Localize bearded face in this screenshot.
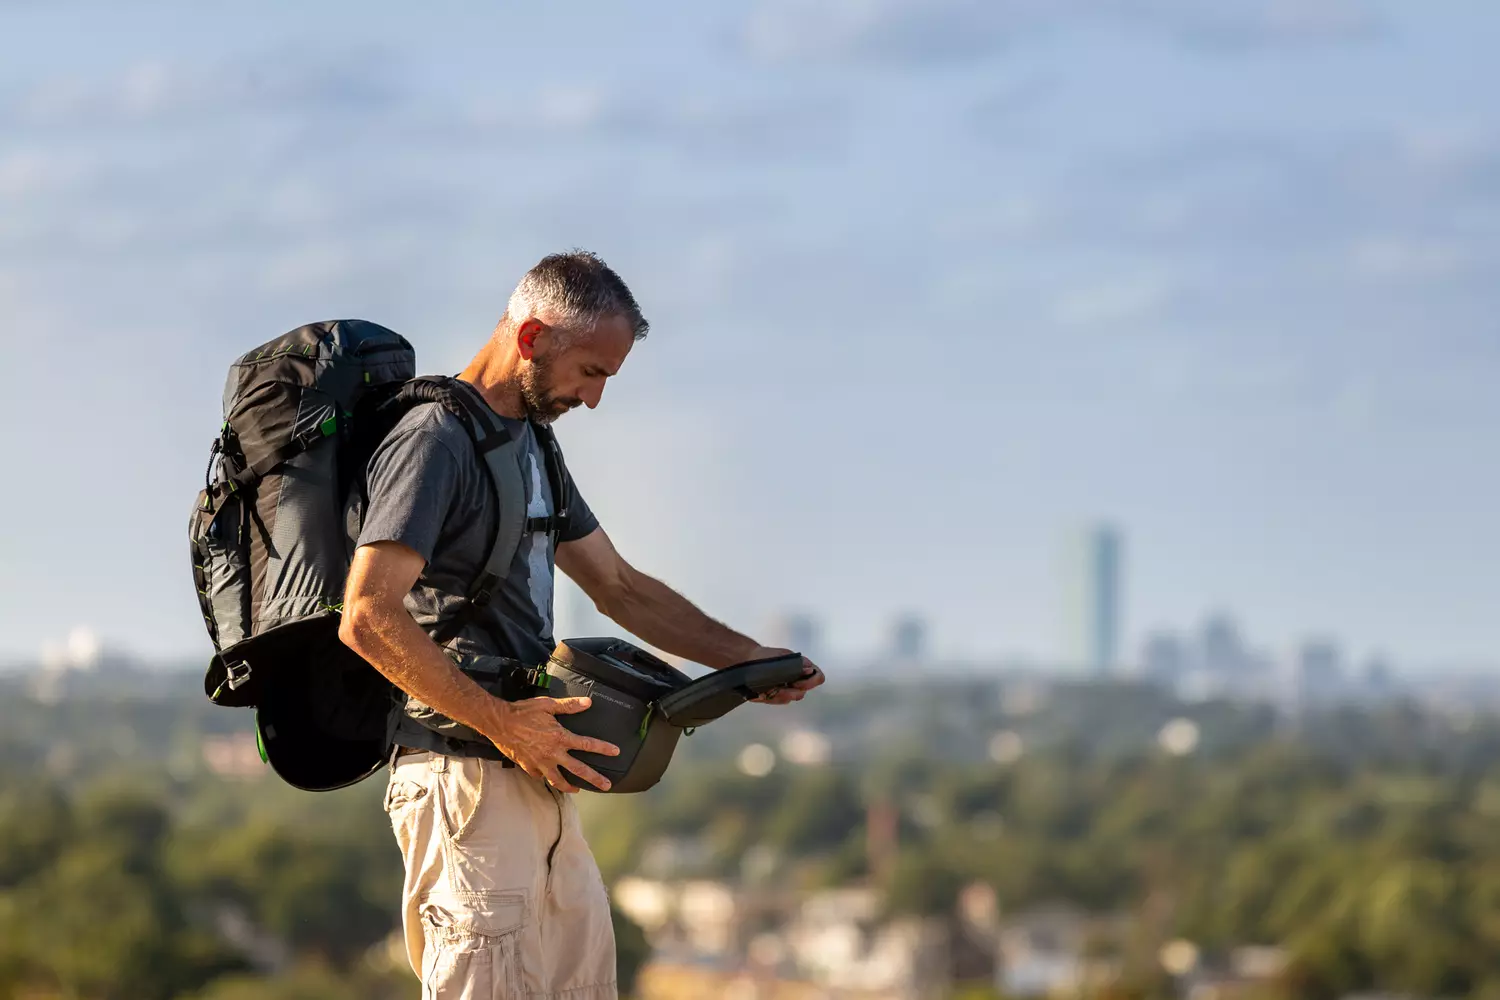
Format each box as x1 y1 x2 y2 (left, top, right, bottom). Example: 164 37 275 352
519 347 584 425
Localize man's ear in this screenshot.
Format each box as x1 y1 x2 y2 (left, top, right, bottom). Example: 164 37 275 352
515 317 547 360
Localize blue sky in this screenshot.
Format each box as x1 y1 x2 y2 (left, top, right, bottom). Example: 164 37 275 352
1 0 1496 671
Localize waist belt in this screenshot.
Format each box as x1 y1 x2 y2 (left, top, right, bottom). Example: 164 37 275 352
392 653 551 764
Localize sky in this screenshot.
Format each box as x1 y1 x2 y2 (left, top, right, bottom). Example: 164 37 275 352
0 0 1497 672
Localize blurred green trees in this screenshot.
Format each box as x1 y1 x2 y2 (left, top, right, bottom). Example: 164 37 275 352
7 683 1500 998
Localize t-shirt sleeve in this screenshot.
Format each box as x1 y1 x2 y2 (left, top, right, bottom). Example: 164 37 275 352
356 422 464 564
559 465 600 543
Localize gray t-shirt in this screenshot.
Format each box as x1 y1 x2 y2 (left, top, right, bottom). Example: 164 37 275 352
355 400 599 666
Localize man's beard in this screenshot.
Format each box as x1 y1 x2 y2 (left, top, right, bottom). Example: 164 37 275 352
519 352 582 425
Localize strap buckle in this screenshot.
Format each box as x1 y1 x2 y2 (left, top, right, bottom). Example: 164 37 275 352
224 659 252 691
521 663 552 690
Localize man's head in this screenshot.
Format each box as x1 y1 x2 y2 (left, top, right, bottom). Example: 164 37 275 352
500 250 648 425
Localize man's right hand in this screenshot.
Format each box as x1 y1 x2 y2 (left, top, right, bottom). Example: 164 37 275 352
340 544 621 793
487 696 621 793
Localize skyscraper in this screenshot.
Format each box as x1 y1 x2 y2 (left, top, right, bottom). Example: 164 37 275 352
891 613 928 662
768 611 822 662
1294 637 1345 707
1140 631 1187 684
1062 523 1123 674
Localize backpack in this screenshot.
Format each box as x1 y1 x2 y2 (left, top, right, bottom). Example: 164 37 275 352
189 319 569 791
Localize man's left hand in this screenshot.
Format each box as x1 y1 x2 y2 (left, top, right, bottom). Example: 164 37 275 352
741 646 825 705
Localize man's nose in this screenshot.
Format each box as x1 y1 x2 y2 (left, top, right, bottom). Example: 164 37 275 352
582 382 605 409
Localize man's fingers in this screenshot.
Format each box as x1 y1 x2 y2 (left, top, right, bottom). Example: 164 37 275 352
559 758 613 793
540 696 594 715
542 765 580 793
567 734 621 757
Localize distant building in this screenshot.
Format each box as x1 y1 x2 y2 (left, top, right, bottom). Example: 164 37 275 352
1062 524 1123 674
1294 638 1345 707
1179 613 1285 702
996 905 1115 998
891 614 928 662
1140 631 1187 685
767 612 821 662
1356 655 1399 703
1198 613 1247 675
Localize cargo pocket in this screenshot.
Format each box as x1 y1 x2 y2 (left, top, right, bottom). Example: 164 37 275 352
419 891 528 999
385 776 430 815
432 756 485 842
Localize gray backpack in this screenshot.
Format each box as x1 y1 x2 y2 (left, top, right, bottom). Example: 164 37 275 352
190 319 567 790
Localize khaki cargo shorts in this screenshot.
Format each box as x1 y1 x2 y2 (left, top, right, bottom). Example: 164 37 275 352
384 751 618 999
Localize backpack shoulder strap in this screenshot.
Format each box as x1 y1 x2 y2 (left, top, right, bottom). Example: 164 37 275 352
410 377 530 648
527 421 572 546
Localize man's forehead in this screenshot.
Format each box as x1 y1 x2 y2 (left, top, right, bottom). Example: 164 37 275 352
568 317 635 362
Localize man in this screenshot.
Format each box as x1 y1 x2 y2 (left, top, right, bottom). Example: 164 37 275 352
338 250 825 999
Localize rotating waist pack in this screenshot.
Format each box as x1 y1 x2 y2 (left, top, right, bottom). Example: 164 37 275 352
543 638 809 793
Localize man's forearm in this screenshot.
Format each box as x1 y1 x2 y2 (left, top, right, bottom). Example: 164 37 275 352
339 602 509 739
600 569 760 670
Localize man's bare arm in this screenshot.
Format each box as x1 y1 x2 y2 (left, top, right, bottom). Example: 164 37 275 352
339 540 619 792
556 528 757 667
556 527 825 701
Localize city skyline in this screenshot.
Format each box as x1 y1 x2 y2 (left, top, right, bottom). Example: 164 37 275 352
7 514 1489 676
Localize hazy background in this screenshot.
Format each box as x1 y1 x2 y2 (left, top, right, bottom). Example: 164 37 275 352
2 1 1497 673
5 6 1500 1000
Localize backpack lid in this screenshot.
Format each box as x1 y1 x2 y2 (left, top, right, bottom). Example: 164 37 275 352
655 652 808 728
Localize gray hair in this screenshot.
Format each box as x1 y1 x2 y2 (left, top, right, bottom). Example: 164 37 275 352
505 250 649 342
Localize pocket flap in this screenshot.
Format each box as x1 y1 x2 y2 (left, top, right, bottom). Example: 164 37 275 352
420 890 527 940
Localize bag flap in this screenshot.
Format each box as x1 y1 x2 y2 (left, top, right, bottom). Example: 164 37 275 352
655 653 807 728
549 637 691 703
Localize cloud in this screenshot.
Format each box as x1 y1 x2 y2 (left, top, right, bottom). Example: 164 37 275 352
1016 126 1500 280
739 0 1380 66
1125 0 1380 51
969 72 1060 137
740 0 1043 66
9 50 404 126
468 85 851 164
0 148 85 198
1052 273 1176 329
1347 237 1472 283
